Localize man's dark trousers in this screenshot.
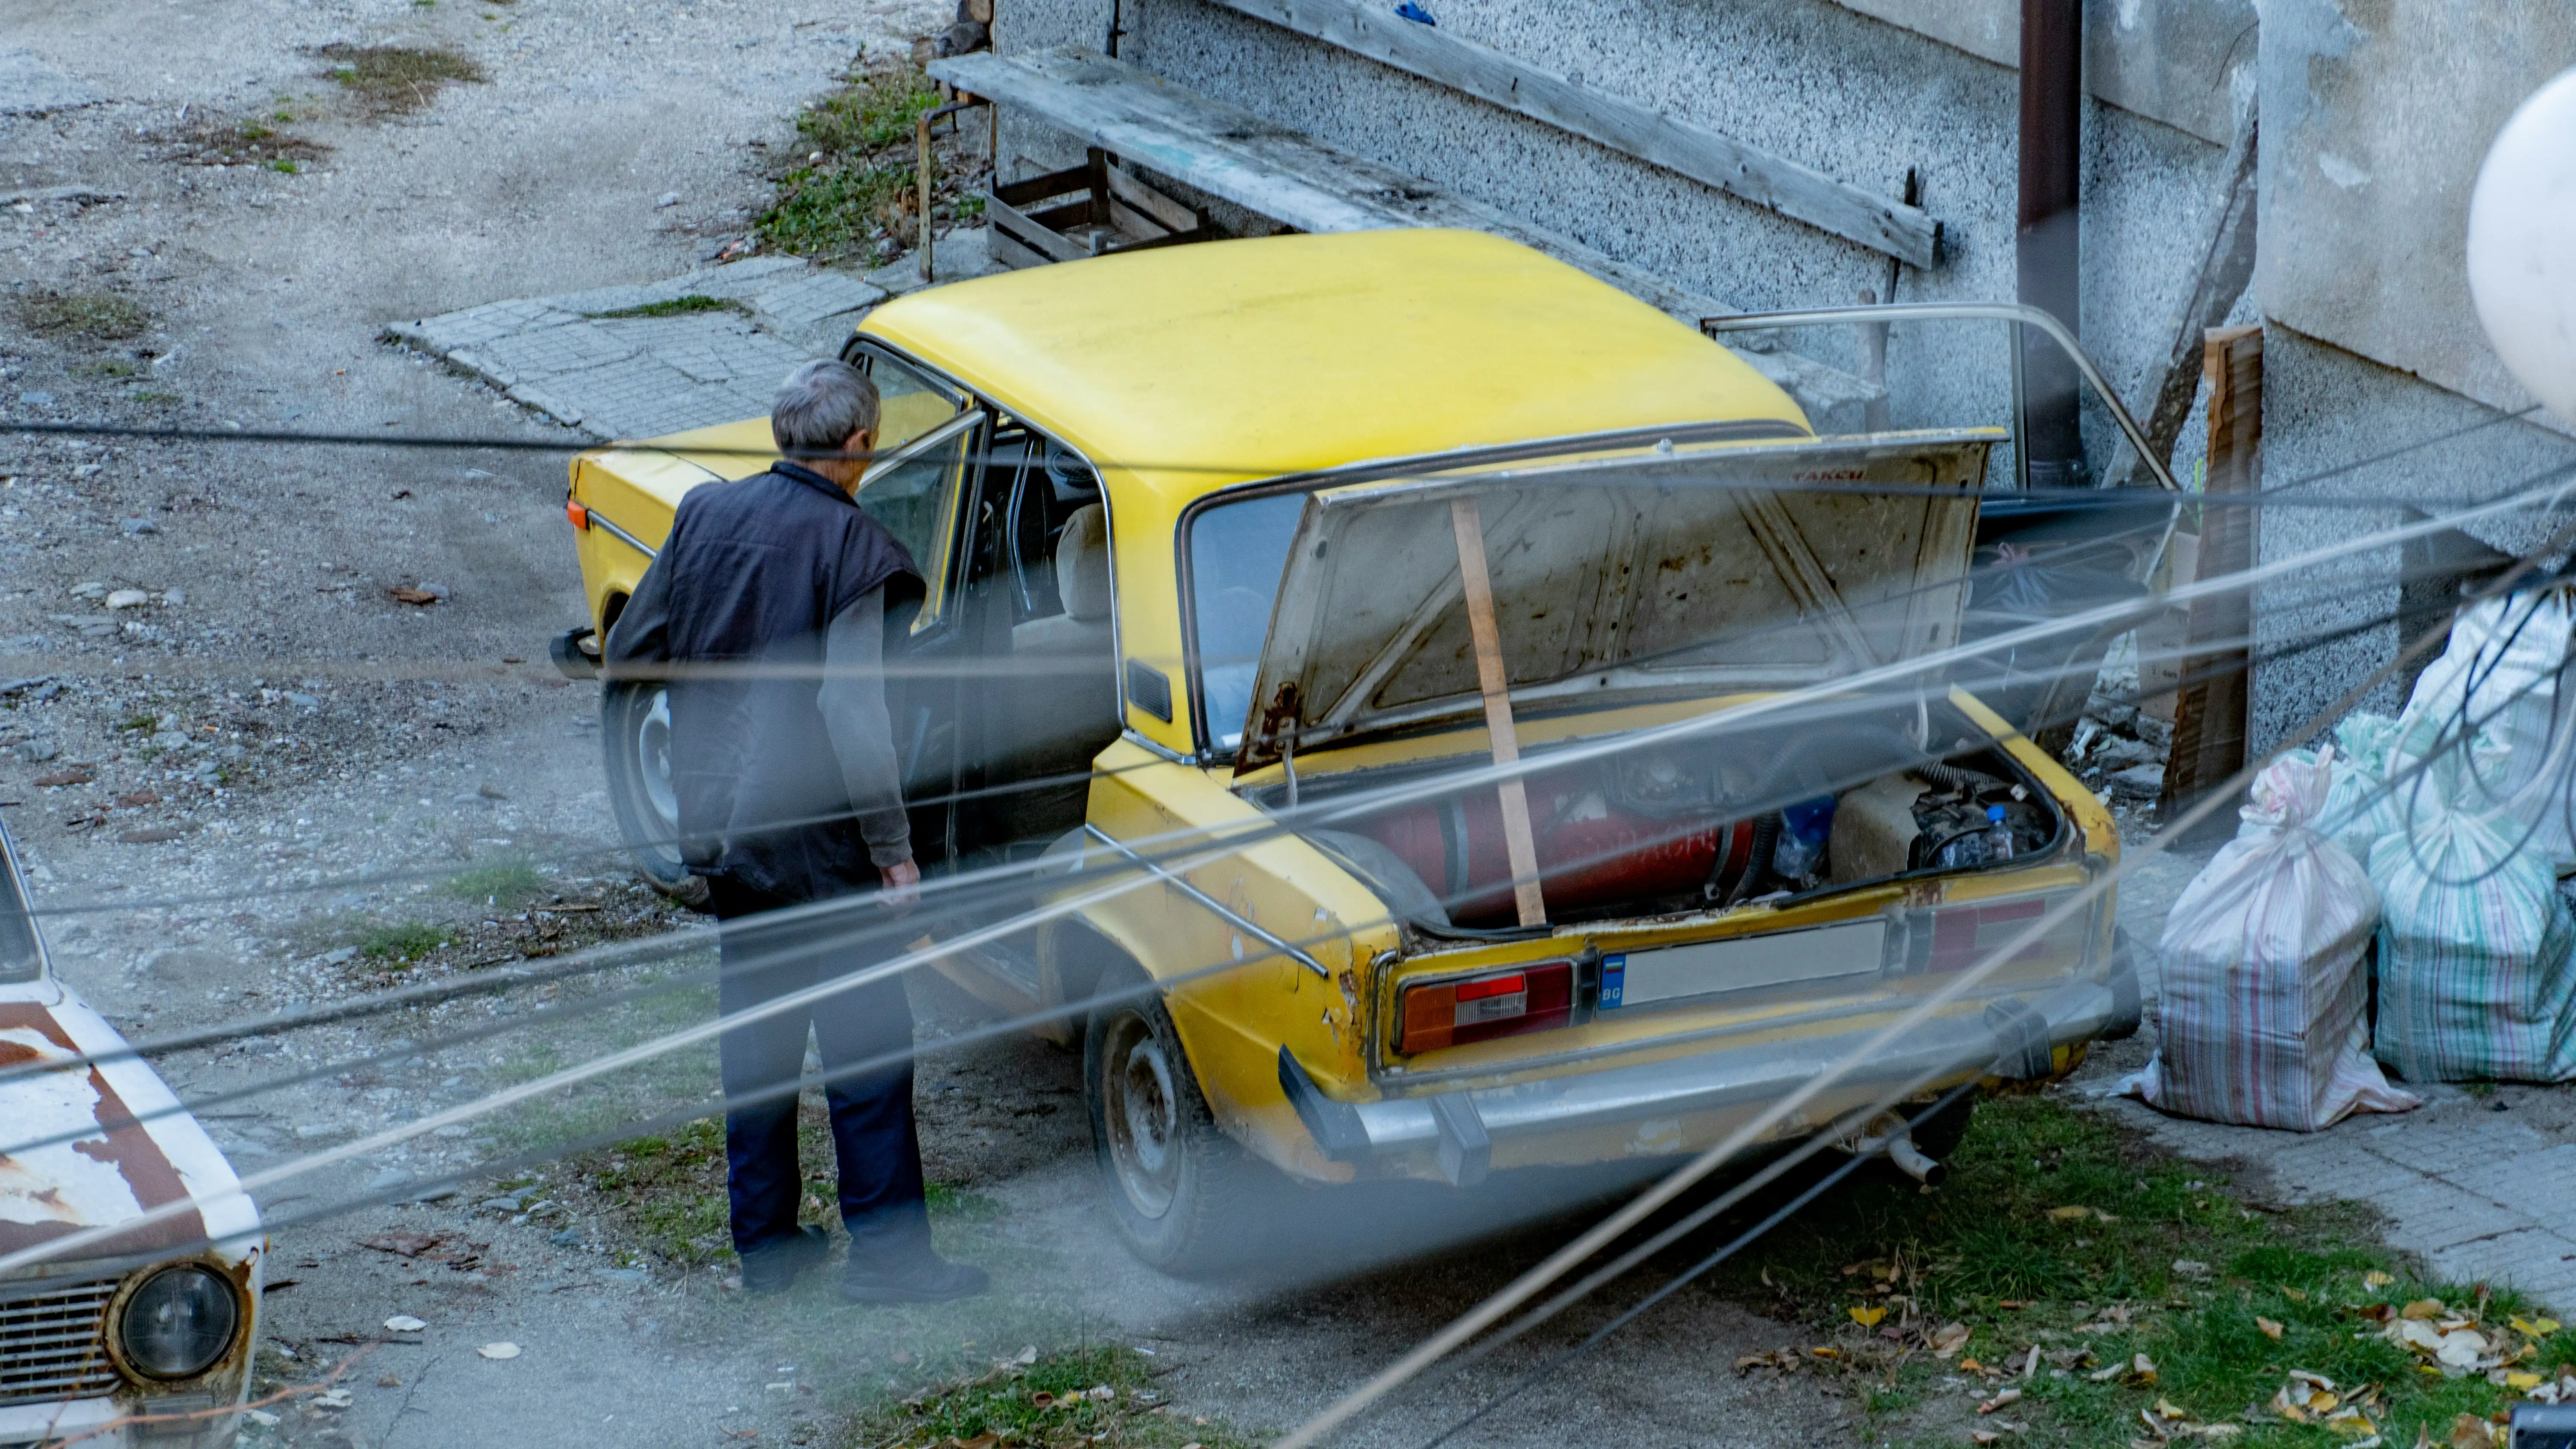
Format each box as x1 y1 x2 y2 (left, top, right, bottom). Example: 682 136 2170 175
708 875 930 1262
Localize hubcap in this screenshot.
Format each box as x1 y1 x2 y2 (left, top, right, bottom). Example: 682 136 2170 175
1101 1011 1181 1219
635 688 678 830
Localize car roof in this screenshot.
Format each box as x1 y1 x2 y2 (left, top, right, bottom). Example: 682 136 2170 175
856 229 1808 502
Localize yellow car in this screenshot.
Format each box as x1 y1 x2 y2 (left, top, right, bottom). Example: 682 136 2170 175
553 229 2143 1271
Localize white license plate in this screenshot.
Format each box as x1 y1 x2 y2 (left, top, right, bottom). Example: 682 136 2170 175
1601 919 1886 1009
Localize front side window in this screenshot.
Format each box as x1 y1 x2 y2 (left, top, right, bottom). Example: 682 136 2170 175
854 412 982 633
1188 491 1304 752
0 828 45 985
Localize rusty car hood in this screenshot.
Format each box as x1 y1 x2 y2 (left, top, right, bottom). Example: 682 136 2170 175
0 980 259 1266
1231 430 1998 773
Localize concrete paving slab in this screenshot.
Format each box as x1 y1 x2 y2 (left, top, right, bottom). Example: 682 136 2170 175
388 253 915 441
2365 1117 2549 1179
2422 1227 2576 1300
2451 1143 2576 1222
2358 1176 2536 1251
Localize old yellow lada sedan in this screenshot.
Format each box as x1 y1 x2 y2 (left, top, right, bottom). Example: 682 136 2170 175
553 228 2143 1271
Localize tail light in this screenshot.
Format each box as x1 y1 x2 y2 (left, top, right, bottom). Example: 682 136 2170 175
1400 961 1574 1054
1898 893 2093 977
567 500 591 530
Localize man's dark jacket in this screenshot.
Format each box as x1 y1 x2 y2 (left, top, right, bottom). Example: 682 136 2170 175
649 462 922 900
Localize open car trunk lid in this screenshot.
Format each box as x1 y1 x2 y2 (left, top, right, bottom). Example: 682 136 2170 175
1231 430 2001 774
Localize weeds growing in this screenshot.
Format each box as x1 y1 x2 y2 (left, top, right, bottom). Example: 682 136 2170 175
18 291 150 342
756 61 952 268
842 1345 1255 1449
584 295 747 320
320 44 485 116
443 858 545 907
1709 1094 2567 1447
356 920 453 962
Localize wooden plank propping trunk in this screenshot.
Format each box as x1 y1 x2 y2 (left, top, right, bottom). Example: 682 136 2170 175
2160 324 2260 838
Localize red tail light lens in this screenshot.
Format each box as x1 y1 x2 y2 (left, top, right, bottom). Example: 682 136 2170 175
1400 962 1574 1054
1905 894 2091 976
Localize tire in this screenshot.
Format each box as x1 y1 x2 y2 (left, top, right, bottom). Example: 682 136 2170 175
1083 966 1262 1275
601 679 706 906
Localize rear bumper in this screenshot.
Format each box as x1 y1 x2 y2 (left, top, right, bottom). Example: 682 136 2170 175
1279 960 2136 1187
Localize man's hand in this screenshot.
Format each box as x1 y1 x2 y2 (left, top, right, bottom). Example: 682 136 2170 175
878 856 921 910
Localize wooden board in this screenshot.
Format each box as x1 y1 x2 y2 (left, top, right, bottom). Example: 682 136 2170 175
929 47 1880 412
1206 0 1938 266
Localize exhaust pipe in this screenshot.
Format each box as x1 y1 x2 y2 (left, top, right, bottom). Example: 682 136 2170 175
1886 1131 1947 1188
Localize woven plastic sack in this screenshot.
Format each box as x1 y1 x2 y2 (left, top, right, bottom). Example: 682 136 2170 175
2392 590 2576 872
2316 712 2402 862
2138 751 2417 1129
2369 737 2576 1083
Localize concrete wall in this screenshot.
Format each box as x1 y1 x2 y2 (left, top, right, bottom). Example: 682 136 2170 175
2245 2 2576 751
995 0 2245 479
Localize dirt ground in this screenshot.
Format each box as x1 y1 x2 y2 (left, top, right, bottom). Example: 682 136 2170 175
0 4 1874 1447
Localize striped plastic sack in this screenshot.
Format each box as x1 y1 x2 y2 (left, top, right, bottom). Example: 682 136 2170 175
2140 750 2418 1129
2317 712 2402 862
2391 590 2576 872
2368 739 2576 1083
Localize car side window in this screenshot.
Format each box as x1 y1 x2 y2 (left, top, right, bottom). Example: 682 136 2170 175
854 411 981 634
0 828 44 985
849 344 966 452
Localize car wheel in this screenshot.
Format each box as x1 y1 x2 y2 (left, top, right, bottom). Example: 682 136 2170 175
1084 966 1261 1274
601 679 705 906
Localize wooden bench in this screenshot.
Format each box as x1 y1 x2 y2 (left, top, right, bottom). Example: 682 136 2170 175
927 46 1877 414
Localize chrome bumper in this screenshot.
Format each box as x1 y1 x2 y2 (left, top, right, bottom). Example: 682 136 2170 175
1279 959 2137 1188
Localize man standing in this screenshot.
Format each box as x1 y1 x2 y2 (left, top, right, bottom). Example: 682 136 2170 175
606 359 987 1304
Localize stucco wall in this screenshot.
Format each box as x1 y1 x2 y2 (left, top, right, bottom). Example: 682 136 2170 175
994 0 2241 471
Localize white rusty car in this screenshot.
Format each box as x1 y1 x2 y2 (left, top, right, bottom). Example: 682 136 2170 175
0 818 264 1447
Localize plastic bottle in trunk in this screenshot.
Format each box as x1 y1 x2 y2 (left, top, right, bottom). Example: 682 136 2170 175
1984 804 2014 861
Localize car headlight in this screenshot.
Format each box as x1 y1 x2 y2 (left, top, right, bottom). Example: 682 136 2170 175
118 1265 240 1379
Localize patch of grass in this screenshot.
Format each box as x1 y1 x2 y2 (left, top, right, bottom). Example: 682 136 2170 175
1711 1094 2570 1448
843 1345 1253 1449
319 43 485 116
356 920 452 961
443 858 544 906
170 116 331 169
583 294 747 320
18 291 150 342
74 359 140 379
756 61 946 266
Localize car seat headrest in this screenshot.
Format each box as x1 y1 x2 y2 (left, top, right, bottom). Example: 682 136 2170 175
1057 503 1111 623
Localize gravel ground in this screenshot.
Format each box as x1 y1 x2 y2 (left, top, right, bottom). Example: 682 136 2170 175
0 5 1865 1448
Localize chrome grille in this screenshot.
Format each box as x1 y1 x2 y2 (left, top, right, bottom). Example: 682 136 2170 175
0 1278 121 1407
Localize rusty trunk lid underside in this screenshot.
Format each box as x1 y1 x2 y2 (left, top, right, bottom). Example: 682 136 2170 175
1232 430 1998 773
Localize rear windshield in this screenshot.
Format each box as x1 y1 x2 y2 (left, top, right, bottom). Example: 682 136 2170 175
1188 492 1304 752
0 829 43 985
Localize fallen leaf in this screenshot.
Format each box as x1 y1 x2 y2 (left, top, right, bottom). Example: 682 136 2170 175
377 1375 402 1388
2258 1317 2284 1341
2173 1261 2213 1279
2127 1354 2160 1387
2447 1413 2490 1449
2437 1330 2489 1368
2153 1397 2189 1420
1850 1306 1887 1328
1978 1388 2024 1415
2290 1370 2338 1390
314 1389 352 1410
477 1342 520 1360
383 1315 427 1333
31 768 93 787
2089 1362 2126 1382
2399 1320 2447 1352
1931 1323 1973 1357
2365 1271 2394 1288
1971 1434 2002 1447
2508 1372 2546 1391
1012 1345 1038 1366
2403 1300 2447 1321
955 1436 998 1449
388 587 443 606
2285 1288 2310 1303
1808 1346 1840 1360
2514 1316 2563 1337
1997 1299 2032 1310
1032 1393 1057 1408
2049 1206 2094 1220
1960 1357 1985 1373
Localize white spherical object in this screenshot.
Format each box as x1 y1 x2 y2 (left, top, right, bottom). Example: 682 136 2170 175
2467 67 2576 423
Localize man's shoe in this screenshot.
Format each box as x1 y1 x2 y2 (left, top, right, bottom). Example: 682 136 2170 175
738 1225 831 1295
840 1254 990 1305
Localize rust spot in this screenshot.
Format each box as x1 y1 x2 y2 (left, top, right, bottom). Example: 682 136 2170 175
1256 681 1303 752
0 1040 40 1067
0 1002 207 1255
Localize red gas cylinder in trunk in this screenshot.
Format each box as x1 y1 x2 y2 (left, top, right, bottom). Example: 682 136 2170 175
1355 764 1755 926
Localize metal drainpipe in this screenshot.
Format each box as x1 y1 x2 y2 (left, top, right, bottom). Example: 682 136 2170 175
2018 0 2088 489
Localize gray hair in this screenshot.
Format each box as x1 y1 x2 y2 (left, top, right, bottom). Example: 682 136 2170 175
771 359 882 455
